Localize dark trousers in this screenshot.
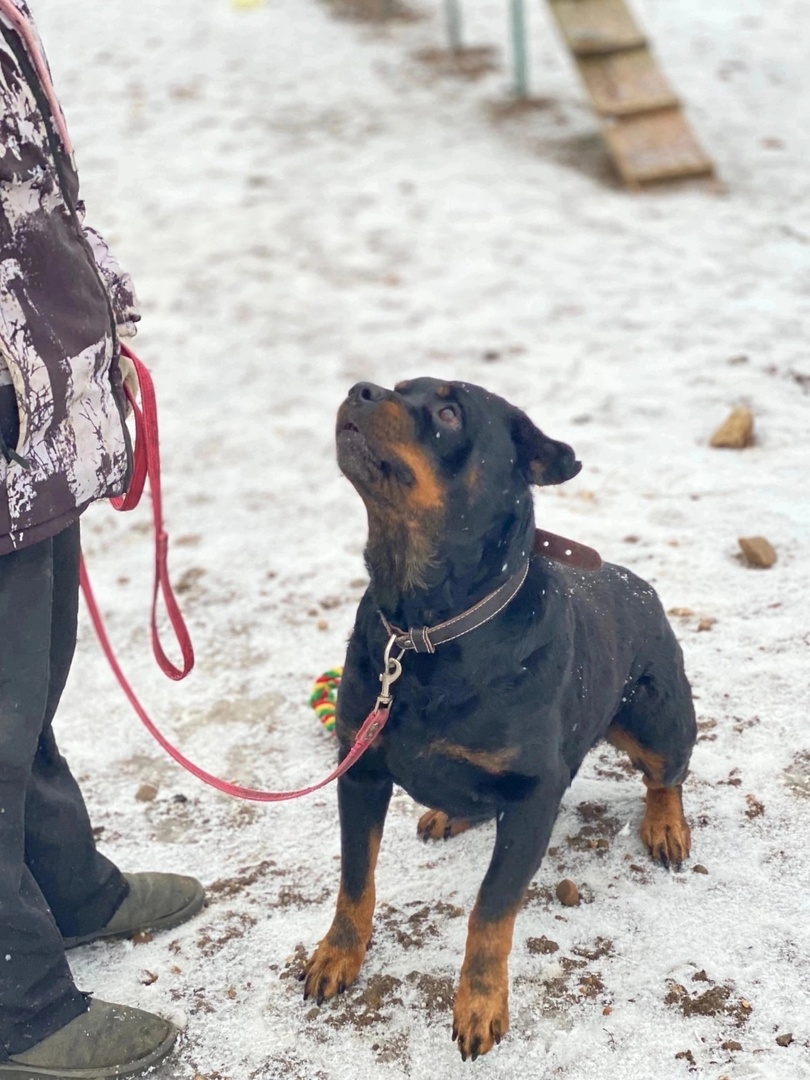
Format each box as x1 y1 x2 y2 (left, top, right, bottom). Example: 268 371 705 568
0 522 129 1056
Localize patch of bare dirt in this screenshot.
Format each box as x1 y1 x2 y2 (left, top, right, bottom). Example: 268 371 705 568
370 1030 410 1064
665 973 753 1026
413 45 499 81
322 0 421 22
207 859 283 900
517 946 611 1015
273 885 332 909
526 935 559 955
675 1048 697 1071
406 970 455 1017
323 973 404 1029
566 802 622 855
697 717 718 742
279 943 309 983
195 911 257 958
377 899 464 950
525 881 555 906
572 936 615 962
174 566 207 596
486 96 565 122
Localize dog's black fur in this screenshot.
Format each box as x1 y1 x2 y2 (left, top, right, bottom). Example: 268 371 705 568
302 378 696 1060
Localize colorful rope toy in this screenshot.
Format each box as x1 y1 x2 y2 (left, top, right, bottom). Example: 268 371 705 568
310 668 342 734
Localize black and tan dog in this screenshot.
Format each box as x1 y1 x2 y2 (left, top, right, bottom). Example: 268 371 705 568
302 378 696 1060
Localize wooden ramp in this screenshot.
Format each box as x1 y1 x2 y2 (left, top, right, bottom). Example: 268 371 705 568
547 0 714 187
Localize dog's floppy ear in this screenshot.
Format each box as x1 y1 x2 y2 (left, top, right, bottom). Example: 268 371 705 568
509 407 582 487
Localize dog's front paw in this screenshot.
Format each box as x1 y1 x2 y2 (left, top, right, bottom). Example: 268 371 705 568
300 919 367 1005
417 809 474 842
641 785 691 869
452 970 509 1061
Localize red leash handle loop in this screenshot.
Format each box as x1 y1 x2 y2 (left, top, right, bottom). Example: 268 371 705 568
113 345 194 680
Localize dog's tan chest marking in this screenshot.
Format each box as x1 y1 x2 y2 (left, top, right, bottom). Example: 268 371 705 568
431 739 520 775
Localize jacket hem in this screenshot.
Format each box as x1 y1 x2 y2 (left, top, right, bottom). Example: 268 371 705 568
0 503 88 558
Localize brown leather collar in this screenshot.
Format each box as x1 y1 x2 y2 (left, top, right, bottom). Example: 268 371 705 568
381 557 530 654
380 528 602 655
534 528 602 571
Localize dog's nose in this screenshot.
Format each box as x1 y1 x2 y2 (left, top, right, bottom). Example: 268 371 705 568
347 382 389 406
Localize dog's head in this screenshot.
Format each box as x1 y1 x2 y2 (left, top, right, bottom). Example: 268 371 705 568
336 378 580 594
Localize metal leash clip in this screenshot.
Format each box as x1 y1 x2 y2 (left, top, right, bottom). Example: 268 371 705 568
373 633 404 715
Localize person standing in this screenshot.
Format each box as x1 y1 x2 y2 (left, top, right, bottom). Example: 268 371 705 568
0 2 204 1075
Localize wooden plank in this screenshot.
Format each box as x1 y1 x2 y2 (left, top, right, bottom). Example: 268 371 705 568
577 47 679 117
544 0 715 186
602 107 714 185
549 0 646 56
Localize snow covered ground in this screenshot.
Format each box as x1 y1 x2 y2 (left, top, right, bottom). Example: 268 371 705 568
33 0 810 1076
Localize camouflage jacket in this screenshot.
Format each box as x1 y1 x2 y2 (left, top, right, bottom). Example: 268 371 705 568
0 0 138 554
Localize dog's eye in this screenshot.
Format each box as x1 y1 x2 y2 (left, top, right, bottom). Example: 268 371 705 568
436 404 461 430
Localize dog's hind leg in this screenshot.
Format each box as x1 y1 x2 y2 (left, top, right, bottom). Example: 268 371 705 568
607 664 697 869
606 724 692 868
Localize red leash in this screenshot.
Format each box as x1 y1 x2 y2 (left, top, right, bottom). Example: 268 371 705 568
106 344 193 680
80 345 390 802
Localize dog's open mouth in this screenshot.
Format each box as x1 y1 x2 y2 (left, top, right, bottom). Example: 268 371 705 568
337 419 370 452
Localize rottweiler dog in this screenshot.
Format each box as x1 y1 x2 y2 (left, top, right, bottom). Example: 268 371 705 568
302 378 696 1060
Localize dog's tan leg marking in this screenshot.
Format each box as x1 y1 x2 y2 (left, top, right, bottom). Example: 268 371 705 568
302 829 381 1003
417 808 474 842
606 724 667 780
453 905 515 1061
606 725 690 867
640 780 691 868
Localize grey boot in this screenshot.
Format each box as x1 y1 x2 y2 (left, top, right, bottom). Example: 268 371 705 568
63 872 205 949
0 999 178 1079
